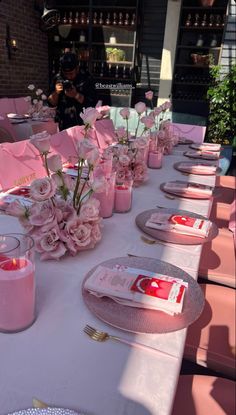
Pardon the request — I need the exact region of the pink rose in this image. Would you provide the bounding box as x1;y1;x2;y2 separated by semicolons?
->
95;105;110;117
80;107;100;127
79;198;100;222
30;177;56;201
86;147;100;166
30;132;51;153
119;108;130;119
118;155;130;167
135;102;146;114
133;162;148;184
29;200;62;227
47;154;62;172
140;116;155;129
90;176;107;193
145;91;153;101
115;127;126;140
51;173;75;192
77;139;97;160
33;226;66;260
61;220;92;254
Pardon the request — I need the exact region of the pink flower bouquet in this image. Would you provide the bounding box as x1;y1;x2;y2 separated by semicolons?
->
7;130;104;260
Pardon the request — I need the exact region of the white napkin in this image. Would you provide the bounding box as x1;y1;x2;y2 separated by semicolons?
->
164;181;213;196
178;162;217;174
191;143;221;152
185;150;220;160
145;212;212;238
85;265;187;315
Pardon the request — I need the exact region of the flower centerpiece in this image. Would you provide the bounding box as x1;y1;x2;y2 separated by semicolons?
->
7;110;104;260
25;84;49;119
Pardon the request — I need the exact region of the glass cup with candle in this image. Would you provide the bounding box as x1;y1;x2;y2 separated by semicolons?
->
114;180;133;213
93;172;116;218
0;233;36;333
148;149;163;169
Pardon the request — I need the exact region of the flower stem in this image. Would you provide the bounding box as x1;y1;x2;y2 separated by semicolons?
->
135;115;140;138
75;165;92;209
73;159;83;208
43;152;50;177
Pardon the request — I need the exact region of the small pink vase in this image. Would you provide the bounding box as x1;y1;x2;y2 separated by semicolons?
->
148;151;163;169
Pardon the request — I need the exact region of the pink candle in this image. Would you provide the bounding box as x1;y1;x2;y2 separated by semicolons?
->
94;173;116;218
148;151;163;169
115;184;132;213
0;258;35;332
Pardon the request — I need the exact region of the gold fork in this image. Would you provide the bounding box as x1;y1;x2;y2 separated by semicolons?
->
141;235;163;245
84;325;176;359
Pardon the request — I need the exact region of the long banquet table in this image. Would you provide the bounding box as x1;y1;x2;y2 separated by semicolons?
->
0;147;216;415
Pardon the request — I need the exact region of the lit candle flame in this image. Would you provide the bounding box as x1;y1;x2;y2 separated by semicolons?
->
12;258;17;266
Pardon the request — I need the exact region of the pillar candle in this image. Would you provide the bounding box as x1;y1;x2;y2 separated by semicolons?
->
0;258;35;332
115;184;132;213
94;173;116;218
148;151;163;169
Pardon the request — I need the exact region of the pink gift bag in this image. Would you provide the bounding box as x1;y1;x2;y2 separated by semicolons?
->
50;127;81;163
94;119;116;149
172;123;206;144
0;140;46;191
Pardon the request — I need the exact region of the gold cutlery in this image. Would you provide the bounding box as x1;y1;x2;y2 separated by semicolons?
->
84;325;176;358
164;194;175;200
141;235;163;245
32;398;48;408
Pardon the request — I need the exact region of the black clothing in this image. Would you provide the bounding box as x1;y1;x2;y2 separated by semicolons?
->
51;69;97;131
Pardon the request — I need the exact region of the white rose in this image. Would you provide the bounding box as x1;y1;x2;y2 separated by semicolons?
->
28;84;35;91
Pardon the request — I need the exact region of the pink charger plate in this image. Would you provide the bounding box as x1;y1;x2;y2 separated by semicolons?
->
174;162;221;176
160;181;219;200
135;207;218;245
82;256;205;334
183;151;219;161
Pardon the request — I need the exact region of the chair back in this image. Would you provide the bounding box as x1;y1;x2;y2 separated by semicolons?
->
0;98;16;116
172;123;206;143
0;117;17;143
14;97;31;115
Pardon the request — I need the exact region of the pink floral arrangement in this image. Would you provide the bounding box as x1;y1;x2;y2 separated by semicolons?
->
7;109;104;260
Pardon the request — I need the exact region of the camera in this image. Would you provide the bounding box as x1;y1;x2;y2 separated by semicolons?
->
62;80;73;91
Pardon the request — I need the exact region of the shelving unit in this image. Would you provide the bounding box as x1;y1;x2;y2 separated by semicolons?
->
47;0;140;107
171;0;229;116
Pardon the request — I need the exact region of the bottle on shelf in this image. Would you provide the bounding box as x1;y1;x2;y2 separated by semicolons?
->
193;13;200;27
105;12;111;25
215;15;221;27
99;12;104;25
74;12;79;24
113;12;117;25
201;14;207;27
122;65;126;78
109;32;117;44
93;12;98;24
80;12;86;24
196;34;204;47
124;13;129;26
79;31;86;43
131;13;136;26
118;12;123;25
210;34;217;47
68;12;73;24
185;13;192;27
221;15;226;27
62;12;68;24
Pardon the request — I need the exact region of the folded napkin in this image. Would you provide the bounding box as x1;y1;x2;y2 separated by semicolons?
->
164;181;213;196
191;143;221;152
178;162;217;174
85;265;187;315
0;186;32;209
145;212;212;238
185;150;220;160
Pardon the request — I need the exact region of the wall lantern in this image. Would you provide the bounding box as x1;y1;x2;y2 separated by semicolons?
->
6;24;17;59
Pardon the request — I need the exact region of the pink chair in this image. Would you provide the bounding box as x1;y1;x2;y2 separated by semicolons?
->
0;98;16;116
172;375;235;415
14;97;31;115
229;199;236;248
209;176;236;229
199;228;235;288
172;123;206;143
0;117;17;143
184;284;236;378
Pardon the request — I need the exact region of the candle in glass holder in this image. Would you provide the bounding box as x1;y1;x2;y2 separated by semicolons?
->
148;151;163;169
94;172;116;218
0;257;35;332
114;181;132;213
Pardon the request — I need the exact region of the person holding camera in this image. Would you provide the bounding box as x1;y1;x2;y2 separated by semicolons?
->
48;52;97;131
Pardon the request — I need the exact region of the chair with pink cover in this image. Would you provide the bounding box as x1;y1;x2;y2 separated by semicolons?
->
14;97;31;115
0;117;17;143
0;98;16;116
172;123;206;143
172;375;235;415
184;284;236;379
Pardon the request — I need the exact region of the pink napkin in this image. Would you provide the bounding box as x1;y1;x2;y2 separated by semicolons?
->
185;150;220;160
145;212;212;238
191;143;221;152
164;181;213;196
85;265;187;315
178;162;217;174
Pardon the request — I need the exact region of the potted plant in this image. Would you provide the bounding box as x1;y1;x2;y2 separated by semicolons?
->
206;63;236;145
106;47;125;62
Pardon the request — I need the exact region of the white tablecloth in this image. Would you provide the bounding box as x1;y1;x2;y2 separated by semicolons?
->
12;119;58;141
0;150;216;415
